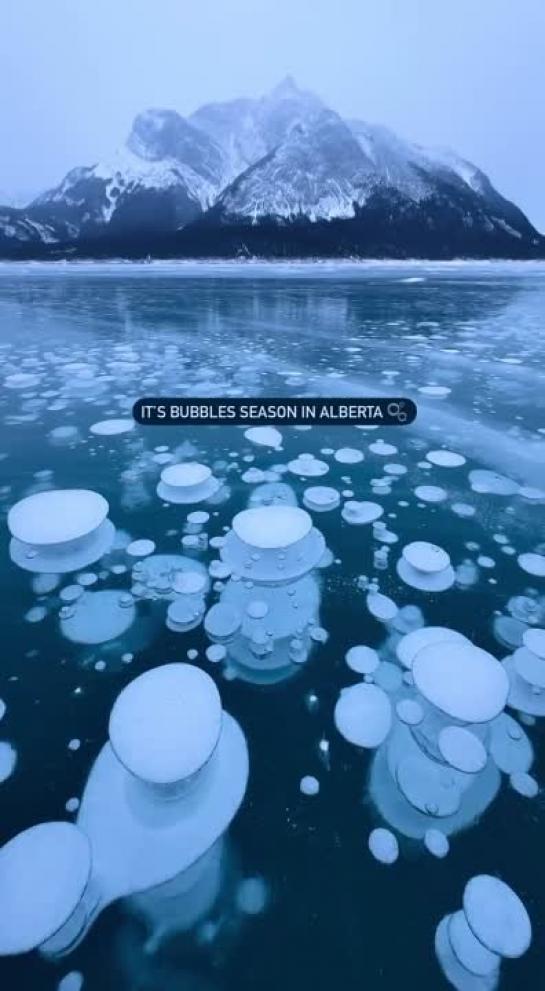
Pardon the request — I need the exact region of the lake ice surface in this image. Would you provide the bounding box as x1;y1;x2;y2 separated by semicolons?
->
0;261;544;991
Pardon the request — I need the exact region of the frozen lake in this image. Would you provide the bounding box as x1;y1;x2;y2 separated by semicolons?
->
0;261;544;991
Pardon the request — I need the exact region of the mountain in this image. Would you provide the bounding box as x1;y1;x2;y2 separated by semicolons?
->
26;110;227;237
1;77;543;259
0;206;68;251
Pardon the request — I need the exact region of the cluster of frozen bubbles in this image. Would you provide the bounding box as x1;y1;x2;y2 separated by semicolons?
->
1;421;544;989
0;662;253;968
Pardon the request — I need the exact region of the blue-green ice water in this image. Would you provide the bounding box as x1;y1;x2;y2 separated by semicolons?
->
0;261;544;991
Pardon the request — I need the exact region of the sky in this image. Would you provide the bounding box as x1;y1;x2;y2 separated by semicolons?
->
1;0;544;229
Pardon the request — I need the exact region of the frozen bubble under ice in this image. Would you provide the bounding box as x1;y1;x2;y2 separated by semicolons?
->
469;470;519;496
127;539;156;558
438;727;487;774
288;454;329;478
424;828;449;859
463;875;532;959
396;754;461;817
109;663;222;785
402;541;450;574
517;553;545;578
366;592;398;622
60;590;136;645
396;626;468;670
58;973;84;991
4;372;41;389
334;684;392;748
368;828;398;864
413;641;509;723
334;447;364;464
345;645;379;675
514;646;545;689
396;699;424;726
489;714;533;774
426;450;466;468
244;426;282;449
204;603;242;640
157;463;220;504
522;628;545;660
369;440;397;456
206;644;227;664
236;876;268;915
8;489;108;546
303;486;340;512
0;822;91;955
233;506;311;549
341;501;383;525
0;742;17;783
414;485;447;503
300;775;320;796
449;909;500;977
90;419;135;436
418;386;451;398
509;771;538;798
166;597;204;633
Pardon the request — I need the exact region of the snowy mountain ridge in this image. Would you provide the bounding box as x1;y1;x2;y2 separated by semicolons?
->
0;77;542;257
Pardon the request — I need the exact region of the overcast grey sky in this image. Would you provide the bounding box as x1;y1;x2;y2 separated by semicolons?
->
1;0;544;229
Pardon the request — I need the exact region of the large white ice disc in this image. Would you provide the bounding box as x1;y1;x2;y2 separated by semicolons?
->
232;506;311;550
334;684;392;748
402;541;450;574
463;875;532;959
413;641;509;723
438;727;487;774
396;626;468;669
109;664;222;785
8;490;108;546
0;823;91;955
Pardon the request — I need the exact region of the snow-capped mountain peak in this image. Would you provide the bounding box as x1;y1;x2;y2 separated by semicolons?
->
2;79;542;257
269;74;302;99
